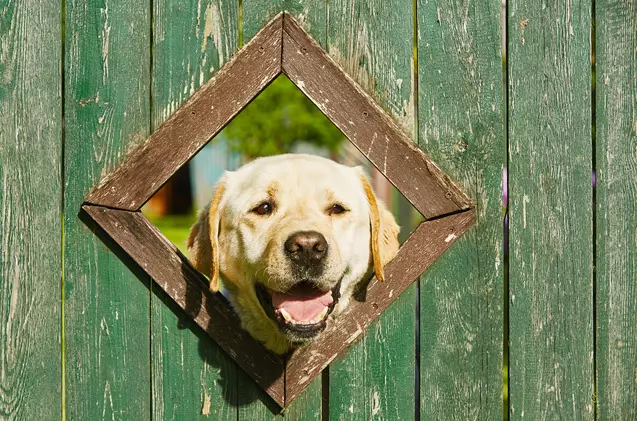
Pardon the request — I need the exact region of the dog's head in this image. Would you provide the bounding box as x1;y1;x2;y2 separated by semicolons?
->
187;154;399;353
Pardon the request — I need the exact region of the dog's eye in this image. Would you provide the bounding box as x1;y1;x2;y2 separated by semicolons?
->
326;204;347;216
252;202;273;216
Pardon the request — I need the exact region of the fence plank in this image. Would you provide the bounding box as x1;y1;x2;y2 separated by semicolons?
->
150;1;240;419
243;0;326;46
238;3;325;419
327;1;416;419
63;0;151;418
595;1;637;418
238;371;322;421
508;0;594;419
417;0;504;418
0;0;62;419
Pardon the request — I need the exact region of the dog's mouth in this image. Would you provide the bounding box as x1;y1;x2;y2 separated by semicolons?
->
255;280;340;341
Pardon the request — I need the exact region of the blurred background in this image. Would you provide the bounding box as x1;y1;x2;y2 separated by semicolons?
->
142;75;421;252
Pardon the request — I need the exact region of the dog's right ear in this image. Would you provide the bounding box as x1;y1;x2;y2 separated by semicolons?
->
187;179;226;292
357;170;400;282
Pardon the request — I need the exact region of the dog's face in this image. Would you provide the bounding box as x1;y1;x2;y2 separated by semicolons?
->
187;154;399;354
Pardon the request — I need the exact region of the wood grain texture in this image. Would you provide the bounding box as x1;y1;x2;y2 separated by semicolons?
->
150;0;241;418
286;211;476;405
243;0;326;45
282;14;470;220
595;1;637;418
417;0;504;419
82;205;286;407
240;4;326;418
85;14;282;211
237;371;322;420
63;0;152;417
508;0;594;418
327;0;414;133
0;0;62;418
325;2;416;419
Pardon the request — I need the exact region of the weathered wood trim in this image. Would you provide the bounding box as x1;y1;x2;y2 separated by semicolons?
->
84;13;284;210
81;205;286;407
281;13;471;220
284;210;475;404
80;11;477;409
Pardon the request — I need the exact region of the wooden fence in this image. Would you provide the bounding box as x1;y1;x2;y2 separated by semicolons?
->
1;0;635;419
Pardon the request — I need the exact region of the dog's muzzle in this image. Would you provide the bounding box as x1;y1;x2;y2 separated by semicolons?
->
253;231;340;343
255;279;342;343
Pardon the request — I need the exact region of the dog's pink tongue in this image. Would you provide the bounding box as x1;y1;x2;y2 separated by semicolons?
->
272;286;333;323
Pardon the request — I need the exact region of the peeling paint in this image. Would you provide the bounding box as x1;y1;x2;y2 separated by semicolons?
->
201;1;227;67
201;393;211;415
522;194;530;228
100;317;110;335
520;18;529;45
371;390;381;416
100;0;111;82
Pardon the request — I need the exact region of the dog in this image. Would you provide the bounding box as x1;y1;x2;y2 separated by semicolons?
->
187;154;399;354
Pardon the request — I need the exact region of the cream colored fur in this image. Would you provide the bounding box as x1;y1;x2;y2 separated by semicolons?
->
187;154;399;354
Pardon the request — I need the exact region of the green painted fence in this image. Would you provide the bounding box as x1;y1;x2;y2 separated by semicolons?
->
1;0;635;419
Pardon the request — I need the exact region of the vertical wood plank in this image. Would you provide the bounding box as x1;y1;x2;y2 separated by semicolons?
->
238;370;322;420
243;0;325;45
417;0;504;418
595;1;637;418
64;0;151;418
327;1;416;419
508;0;594;418
151;1;240;419
239;2;325;419
0;0;62;419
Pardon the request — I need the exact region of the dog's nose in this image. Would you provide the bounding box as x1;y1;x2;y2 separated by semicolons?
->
284;231;328;265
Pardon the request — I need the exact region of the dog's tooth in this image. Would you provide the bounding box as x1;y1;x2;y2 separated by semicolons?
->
314;308;328;323
280;308;292;322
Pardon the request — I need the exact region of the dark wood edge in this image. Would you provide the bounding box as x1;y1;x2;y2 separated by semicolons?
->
281;12;472;219
283;209;476;404
84;13;285;211
81;204;286;407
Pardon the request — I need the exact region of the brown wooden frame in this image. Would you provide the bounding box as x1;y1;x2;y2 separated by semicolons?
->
82;12;475;408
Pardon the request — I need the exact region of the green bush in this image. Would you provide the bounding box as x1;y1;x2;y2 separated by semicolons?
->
223;75;344;158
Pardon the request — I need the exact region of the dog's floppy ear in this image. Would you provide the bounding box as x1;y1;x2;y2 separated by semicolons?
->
187;179;226;292
358;171;400;281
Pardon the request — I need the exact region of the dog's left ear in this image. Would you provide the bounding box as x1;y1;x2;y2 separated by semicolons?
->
358;171;400;281
187;179;226;292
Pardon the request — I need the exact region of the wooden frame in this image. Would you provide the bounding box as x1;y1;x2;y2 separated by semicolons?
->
82;12;475;408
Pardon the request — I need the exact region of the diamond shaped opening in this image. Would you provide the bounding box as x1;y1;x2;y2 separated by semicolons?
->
142;74;423;254
82;12;474;409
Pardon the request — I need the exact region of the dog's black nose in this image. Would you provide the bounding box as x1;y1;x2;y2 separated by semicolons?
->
284;231;328;265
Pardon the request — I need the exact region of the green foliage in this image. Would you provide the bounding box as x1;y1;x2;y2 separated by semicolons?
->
222;75;344;158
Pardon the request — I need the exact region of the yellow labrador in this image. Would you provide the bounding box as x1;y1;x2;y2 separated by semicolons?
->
187;154;399;354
